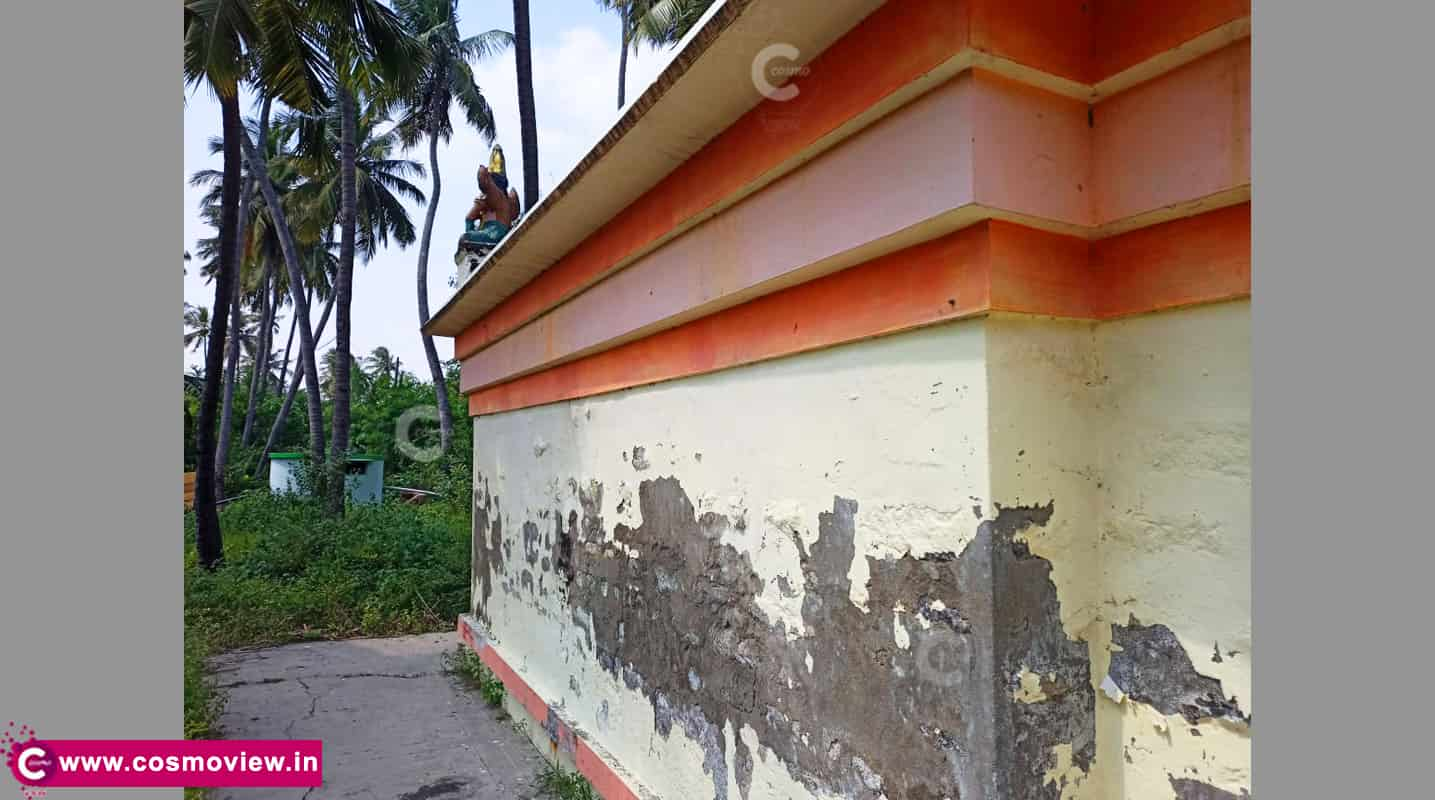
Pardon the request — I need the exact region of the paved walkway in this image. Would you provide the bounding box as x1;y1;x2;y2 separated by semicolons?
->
211;632;547;800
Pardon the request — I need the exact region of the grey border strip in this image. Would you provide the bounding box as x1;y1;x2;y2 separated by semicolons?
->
0;0;181;779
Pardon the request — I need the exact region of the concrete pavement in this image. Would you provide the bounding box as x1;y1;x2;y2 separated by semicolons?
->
211;632;547;800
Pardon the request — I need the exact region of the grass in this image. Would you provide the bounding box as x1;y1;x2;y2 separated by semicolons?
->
442;644;506;707
185;492;471;650
536;761;599;800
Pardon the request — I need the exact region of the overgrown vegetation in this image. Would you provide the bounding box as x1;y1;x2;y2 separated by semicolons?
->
443;644;506;707
184;626;223;740
183;480;472;748
185;489;471;650
536;762;599;800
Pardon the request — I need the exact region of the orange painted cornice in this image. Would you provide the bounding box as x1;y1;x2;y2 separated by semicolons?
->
459;40;1250;395
467;204;1250;416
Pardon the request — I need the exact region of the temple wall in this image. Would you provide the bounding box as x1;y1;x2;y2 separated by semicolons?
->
1088;301;1252;800
470;322;1002;800
466;302;1251;799
446;2;1252;796
984;301;1252;799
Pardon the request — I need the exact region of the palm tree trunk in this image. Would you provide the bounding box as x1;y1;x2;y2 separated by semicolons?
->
240;128;326;472
329;84;359;514
277;297;299;390
239;93;278;450
262;276;282;393
514;0;539;210
215;174;254;502
257;292;334;473
617;5;630;109
417;119;455;455
240;255;276;446
194;92;243;570
264;277;282;393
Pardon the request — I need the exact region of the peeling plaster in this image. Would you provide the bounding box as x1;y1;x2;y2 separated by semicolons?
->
467;307;1250;800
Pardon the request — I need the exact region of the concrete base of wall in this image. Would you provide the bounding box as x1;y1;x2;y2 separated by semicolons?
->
458;614;655;800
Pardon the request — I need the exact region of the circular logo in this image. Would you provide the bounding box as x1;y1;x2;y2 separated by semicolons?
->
914;628;971;688
395;405;445;462
751;43;809;102
12;741;56;786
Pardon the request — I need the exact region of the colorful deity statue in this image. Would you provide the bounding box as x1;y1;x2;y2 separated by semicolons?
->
458;145;522;259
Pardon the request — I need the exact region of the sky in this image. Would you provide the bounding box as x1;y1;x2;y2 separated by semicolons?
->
182;0;684;377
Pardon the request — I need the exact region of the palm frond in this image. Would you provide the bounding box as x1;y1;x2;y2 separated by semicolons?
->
451;61;496;143
459;29;513;61
183;0;260;98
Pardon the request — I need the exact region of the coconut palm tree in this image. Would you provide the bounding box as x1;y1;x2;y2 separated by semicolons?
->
257;236;339;473
192;200;273;499
603;0;715;107
184;304;213;353
232;119;331;469
600;0;641;108
184;0;328;567
276;105;428;262
322;349;370;398
303;0;423;513
193;134;277;498
183;2;251;567
392;0;511;456
512;0;539;211
631;0;714;46
365;346;400;382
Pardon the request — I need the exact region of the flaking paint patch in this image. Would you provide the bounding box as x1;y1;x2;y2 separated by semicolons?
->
1093;698;1251;800
1041;743;1088;800
1107;616;1248;726
891;606;911;650
470;471;1093;800
1014;666;1054;704
1169;775;1251;799
849;503;976;612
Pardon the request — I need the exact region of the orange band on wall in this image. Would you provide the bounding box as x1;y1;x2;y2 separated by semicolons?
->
467;207;1249;417
1091;201;1251;317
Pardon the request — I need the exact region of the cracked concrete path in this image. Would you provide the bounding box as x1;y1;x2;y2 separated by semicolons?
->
211;632;547;800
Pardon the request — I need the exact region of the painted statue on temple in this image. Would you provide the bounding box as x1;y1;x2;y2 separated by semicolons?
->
457;144;522;260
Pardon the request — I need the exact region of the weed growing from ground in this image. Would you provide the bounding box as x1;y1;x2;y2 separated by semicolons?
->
535;761;599;800
442;644;506;707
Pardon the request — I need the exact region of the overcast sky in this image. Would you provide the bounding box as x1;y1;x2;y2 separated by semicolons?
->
182;0;682;377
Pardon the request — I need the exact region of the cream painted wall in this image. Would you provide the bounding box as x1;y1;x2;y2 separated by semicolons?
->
472;321;992;800
1091;301;1251;799
469;301;1250;799
986;301;1251;799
